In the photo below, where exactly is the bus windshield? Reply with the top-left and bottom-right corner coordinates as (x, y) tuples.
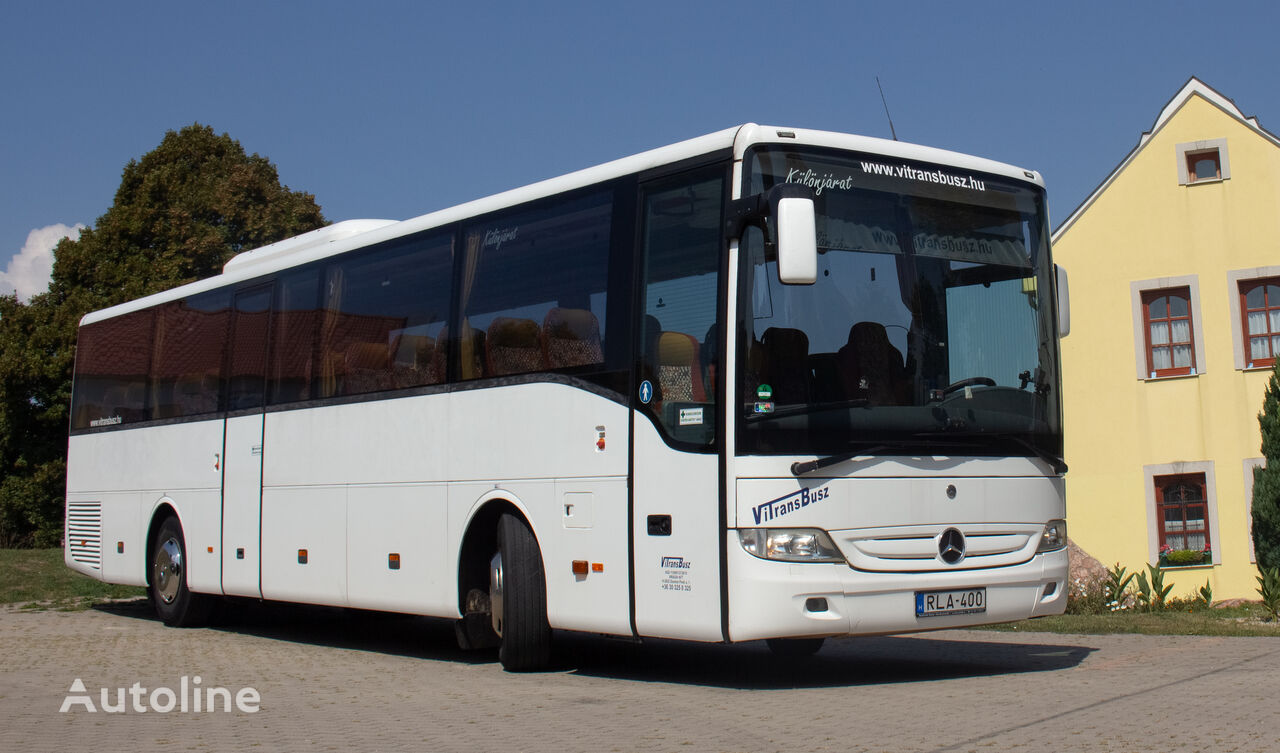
(739, 146), (1063, 464)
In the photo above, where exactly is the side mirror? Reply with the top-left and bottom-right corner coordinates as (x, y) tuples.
(1055, 264), (1070, 338)
(724, 184), (818, 285)
(773, 189), (818, 285)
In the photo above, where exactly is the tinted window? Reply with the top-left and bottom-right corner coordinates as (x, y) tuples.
(269, 269), (320, 404)
(460, 191), (613, 379)
(71, 309), (155, 429)
(315, 232), (453, 398)
(150, 291), (230, 419)
(227, 286), (272, 411)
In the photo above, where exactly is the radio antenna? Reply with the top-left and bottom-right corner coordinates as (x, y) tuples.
(876, 76), (898, 141)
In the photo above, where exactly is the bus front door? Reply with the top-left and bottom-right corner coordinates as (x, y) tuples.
(629, 167), (727, 642)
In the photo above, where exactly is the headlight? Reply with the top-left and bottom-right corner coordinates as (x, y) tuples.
(1037, 519), (1067, 553)
(739, 528), (844, 562)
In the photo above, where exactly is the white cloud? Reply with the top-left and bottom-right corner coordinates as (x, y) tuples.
(1, 223), (84, 302)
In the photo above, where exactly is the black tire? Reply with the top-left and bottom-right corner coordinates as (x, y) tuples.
(494, 513), (551, 671)
(766, 637), (825, 658)
(149, 516), (214, 627)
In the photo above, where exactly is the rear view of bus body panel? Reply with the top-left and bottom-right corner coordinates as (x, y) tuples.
(64, 420), (225, 590)
(727, 465), (1067, 641)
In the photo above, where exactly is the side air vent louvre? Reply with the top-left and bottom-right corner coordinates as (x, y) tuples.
(67, 500), (103, 570)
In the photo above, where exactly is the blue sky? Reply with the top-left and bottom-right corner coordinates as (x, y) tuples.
(3, 1), (1277, 300)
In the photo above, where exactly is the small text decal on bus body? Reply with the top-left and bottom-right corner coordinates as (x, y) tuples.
(483, 226), (519, 250)
(660, 556), (692, 592)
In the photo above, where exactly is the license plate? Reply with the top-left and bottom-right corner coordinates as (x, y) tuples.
(915, 587), (986, 617)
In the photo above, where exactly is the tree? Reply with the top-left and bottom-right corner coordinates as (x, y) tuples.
(0, 124), (326, 546)
(1254, 359), (1280, 571)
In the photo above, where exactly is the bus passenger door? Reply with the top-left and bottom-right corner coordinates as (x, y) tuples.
(221, 285), (272, 598)
(630, 167), (727, 641)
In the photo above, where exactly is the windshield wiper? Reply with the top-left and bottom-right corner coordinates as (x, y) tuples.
(791, 433), (1066, 477)
(1000, 433), (1068, 475)
(789, 437), (980, 476)
(791, 444), (894, 476)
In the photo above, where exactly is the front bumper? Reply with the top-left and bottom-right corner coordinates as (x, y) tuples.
(725, 534), (1067, 641)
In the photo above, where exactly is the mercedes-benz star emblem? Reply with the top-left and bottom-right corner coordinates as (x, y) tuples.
(938, 528), (966, 564)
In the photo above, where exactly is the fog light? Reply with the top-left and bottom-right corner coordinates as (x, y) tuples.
(739, 528), (844, 563)
(1037, 519), (1067, 553)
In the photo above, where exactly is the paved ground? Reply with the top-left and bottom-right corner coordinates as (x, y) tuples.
(2, 599), (1278, 753)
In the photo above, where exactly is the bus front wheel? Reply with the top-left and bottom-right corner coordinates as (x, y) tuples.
(491, 513), (551, 671)
(149, 516), (213, 627)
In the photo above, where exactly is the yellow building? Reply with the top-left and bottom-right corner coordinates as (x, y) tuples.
(1052, 77), (1280, 600)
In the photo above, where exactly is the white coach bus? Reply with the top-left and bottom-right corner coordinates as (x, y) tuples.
(65, 124), (1069, 671)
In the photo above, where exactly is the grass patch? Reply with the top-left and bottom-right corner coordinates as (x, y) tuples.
(0, 548), (144, 610)
(986, 604), (1280, 637)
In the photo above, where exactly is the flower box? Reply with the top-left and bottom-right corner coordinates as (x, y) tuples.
(1158, 548), (1212, 567)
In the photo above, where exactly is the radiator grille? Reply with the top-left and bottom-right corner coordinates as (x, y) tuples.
(833, 523), (1043, 572)
(67, 500), (103, 570)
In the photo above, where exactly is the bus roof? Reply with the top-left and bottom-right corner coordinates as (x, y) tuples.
(81, 124), (1043, 326)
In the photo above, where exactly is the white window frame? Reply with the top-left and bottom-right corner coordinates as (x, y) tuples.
(1176, 138), (1230, 185)
(1144, 460), (1221, 566)
(1228, 266), (1280, 370)
(1130, 275), (1206, 380)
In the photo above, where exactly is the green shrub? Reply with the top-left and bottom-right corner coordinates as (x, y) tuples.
(1136, 564), (1173, 612)
(1103, 563), (1135, 612)
(1198, 579), (1213, 608)
(1258, 566), (1280, 621)
(1253, 361), (1280, 570)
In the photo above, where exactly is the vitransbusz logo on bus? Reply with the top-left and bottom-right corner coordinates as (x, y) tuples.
(752, 484), (831, 525)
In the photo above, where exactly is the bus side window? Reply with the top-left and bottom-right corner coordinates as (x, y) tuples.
(150, 291), (230, 419)
(460, 190), (613, 381)
(70, 308), (155, 429)
(270, 269), (320, 404)
(227, 287), (272, 412)
(310, 232), (453, 399)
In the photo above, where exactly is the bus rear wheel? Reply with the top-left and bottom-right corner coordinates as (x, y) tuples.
(491, 513), (551, 671)
(149, 516), (214, 627)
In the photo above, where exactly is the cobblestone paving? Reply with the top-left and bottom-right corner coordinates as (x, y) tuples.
(2, 599), (1277, 752)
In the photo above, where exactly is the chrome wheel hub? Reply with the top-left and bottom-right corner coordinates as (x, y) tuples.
(154, 537), (184, 604)
(489, 551), (504, 637)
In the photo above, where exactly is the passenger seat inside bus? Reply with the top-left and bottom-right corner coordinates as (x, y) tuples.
(391, 334), (442, 387)
(486, 317), (544, 376)
(656, 331), (706, 404)
(344, 341), (393, 393)
(541, 307), (603, 369)
(173, 371), (220, 416)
